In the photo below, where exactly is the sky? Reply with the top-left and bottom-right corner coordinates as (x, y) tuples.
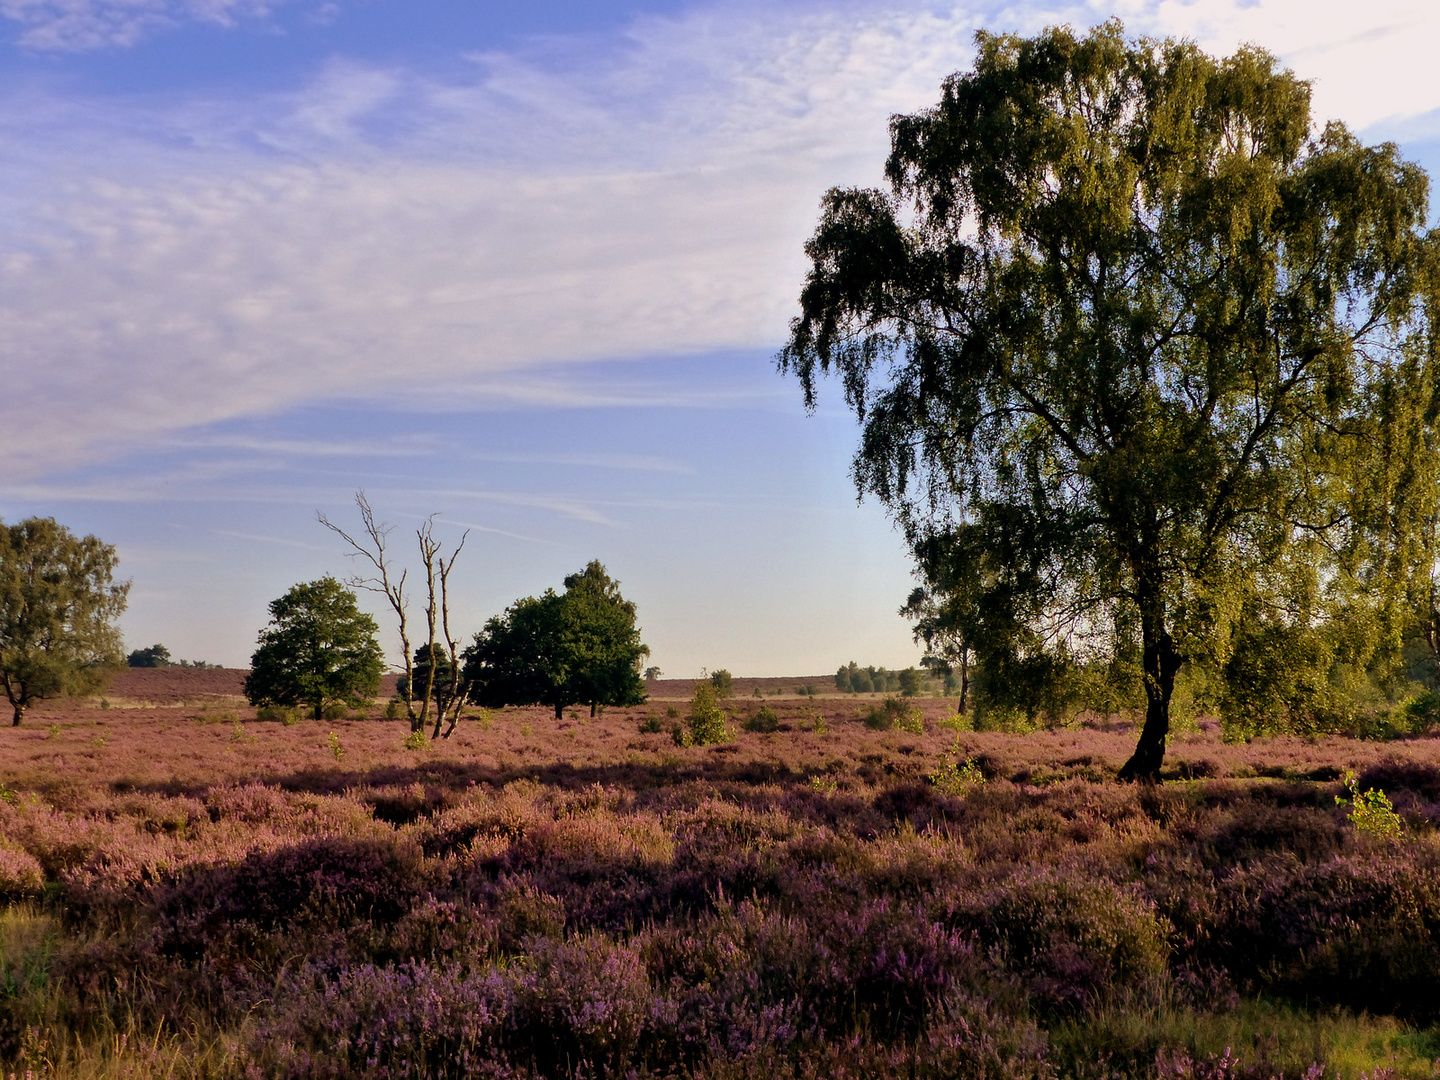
(3, 0), (1440, 676)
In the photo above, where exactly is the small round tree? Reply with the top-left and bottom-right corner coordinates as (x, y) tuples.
(245, 577), (384, 721)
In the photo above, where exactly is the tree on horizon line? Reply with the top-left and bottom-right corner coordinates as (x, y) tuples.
(463, 560), (649, 720)
(781, 22), (1440, 779)
(0, 517), (129, 727)
(245, 577), (385, 722)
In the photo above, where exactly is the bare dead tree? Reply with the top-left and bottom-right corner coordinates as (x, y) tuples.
(320, 494), (472, 735)
(418, 516), (469, 740)
(414, 516), (470, 738)
(318, 492), (417, 727)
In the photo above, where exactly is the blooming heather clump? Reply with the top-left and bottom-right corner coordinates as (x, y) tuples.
(8, 680), (1440, 1077)
(0, 846), (43, 898)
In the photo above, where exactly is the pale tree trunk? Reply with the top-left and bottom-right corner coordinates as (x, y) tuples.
(317, 493), (415, 728)
(431, 530), (467, 741)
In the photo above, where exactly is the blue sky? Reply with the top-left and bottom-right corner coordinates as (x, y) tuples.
(2, 0), (1439, 675)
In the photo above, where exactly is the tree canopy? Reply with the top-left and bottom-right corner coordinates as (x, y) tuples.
(245, 577), (385, 721)
(463, 561), (649, 719)
(0, 518), (129, 726)
(780, 23), (1440, 778)
(127, 644), (172, 668)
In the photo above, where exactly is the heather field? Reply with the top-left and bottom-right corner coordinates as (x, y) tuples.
(5, 671), (1440, 1078)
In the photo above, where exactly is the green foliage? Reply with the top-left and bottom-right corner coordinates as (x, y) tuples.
(681, 679), (732, 745)
(743, 705), (779, 733)
(126, 643), (171, 668)
(327, 731), (344, 761)
(780, 22), (1440, 779)
(464, 561), (649, 719)
(244, 577), (385, 722)
(1336, 770), (1403, 840)
(898, 667), (922, 697)
(938, 711), (973, 734)
(837, 660), (914, 694)
(256, 703), (302, 724)
(1405, 690), (1440, 732)
(929, 740), (984, 796)
(402, 730), (430, 751)
(0, 517), (129, 727)
(638, 715), (664, 734)
(396, 642), (463, 718)
(709, 669), (734, 698)
(864, 697), (924, 733)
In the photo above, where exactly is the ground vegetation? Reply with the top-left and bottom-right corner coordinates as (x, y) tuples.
(3, 672), (1440, 1076)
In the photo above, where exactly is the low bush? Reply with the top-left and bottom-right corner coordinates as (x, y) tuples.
(682, 680), (732, 746)
(956, 873), (1171, 1016)
(256, 703), (301, 724)
(865, 697), (924, 733)
(743, 706), (779, 733)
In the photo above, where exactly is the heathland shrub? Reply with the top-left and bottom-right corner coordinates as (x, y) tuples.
(929, 743), (984, 797)
(0, 846), (44, 898)
(864, 697), (924, 733)
(958, 874), (1171, 1015)
(1336, 770), (1403, 840)
(743, 705), (779, 733)
(256, 703), (301, 724)
(682, 680), (732, 745)
(1211, 852), (1440, 1019)
(151, 835), (431, 955)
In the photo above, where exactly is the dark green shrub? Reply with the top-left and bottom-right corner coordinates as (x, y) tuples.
(864, 697), (923, 733)
(743, 706), (779, 733)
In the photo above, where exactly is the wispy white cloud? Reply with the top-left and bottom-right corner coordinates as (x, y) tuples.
(389, 512), (551, 546)
(464, 451), (692, 475)
(167, 433), (440, 458)
(3, 0), (1440, 482)
(208, 527), (336, 551)
(0, 0), (291, 50)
